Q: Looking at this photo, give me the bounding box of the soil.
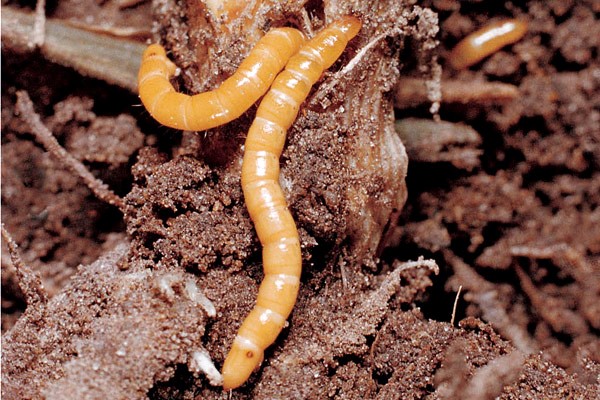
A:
[2,0,599,399]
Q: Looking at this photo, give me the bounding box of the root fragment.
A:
[185,278,217,317]
[515,265,588,336]
[450,285,462,326]
[189,348,224,386]
[395,77,520,108]
[1,225,48,305]
[15,91,125,211]
[395,118,482,170]
[32,0,46,48]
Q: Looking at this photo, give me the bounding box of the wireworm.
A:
[137,27,306,130]
[221,15,362,390]
[449,19,527,69]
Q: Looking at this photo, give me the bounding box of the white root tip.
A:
[185,278,217,317]
[190,349,224,386]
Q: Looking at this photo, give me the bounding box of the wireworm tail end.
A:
[300,15,362,72]
[142,44,166,60]
[140,44,177,79]
[334,15,362,40]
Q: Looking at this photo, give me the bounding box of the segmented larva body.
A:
[449,19,527,69]
[221,16,362,390]
[137,28,305,130]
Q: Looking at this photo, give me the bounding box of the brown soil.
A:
[2,0,599,399]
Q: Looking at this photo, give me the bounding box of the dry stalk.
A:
[14,91,126,211]
[1,225,48,305]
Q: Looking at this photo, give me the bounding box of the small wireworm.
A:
[448,19,528,69]
[137,28,306,130]
[221,15,362,390]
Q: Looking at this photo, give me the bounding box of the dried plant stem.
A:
[115,0,148,9]
[451,285,462,326]
[514,265,588,336]
[15,91,126,211]
[1,225,48,305]
[395,118,482,170]
[394,257,440,275]
[32,0,46,47]
[2,6,145,92]
[395,77,520,108]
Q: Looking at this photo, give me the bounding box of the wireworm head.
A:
[222,336,264,390]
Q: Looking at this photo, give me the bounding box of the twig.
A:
[1,225,48,305]
[394,118,482,170]
[62,19,152,40]
[32,0,46,48]
[394,256,440,275]
[15,91,126,211]
[450,285,462,326]
[394,77,520,108]
[514,264,588,336]
[367,321,384,396]
[510,243,593,277]
[115,0,148,9]
[2,6,145,92]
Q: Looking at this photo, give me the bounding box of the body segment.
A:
[137,28,306,130]
[222,16,362,390]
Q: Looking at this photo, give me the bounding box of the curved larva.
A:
[449,19,528,69]
[137,28,306,131]
[222,16,362,390]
